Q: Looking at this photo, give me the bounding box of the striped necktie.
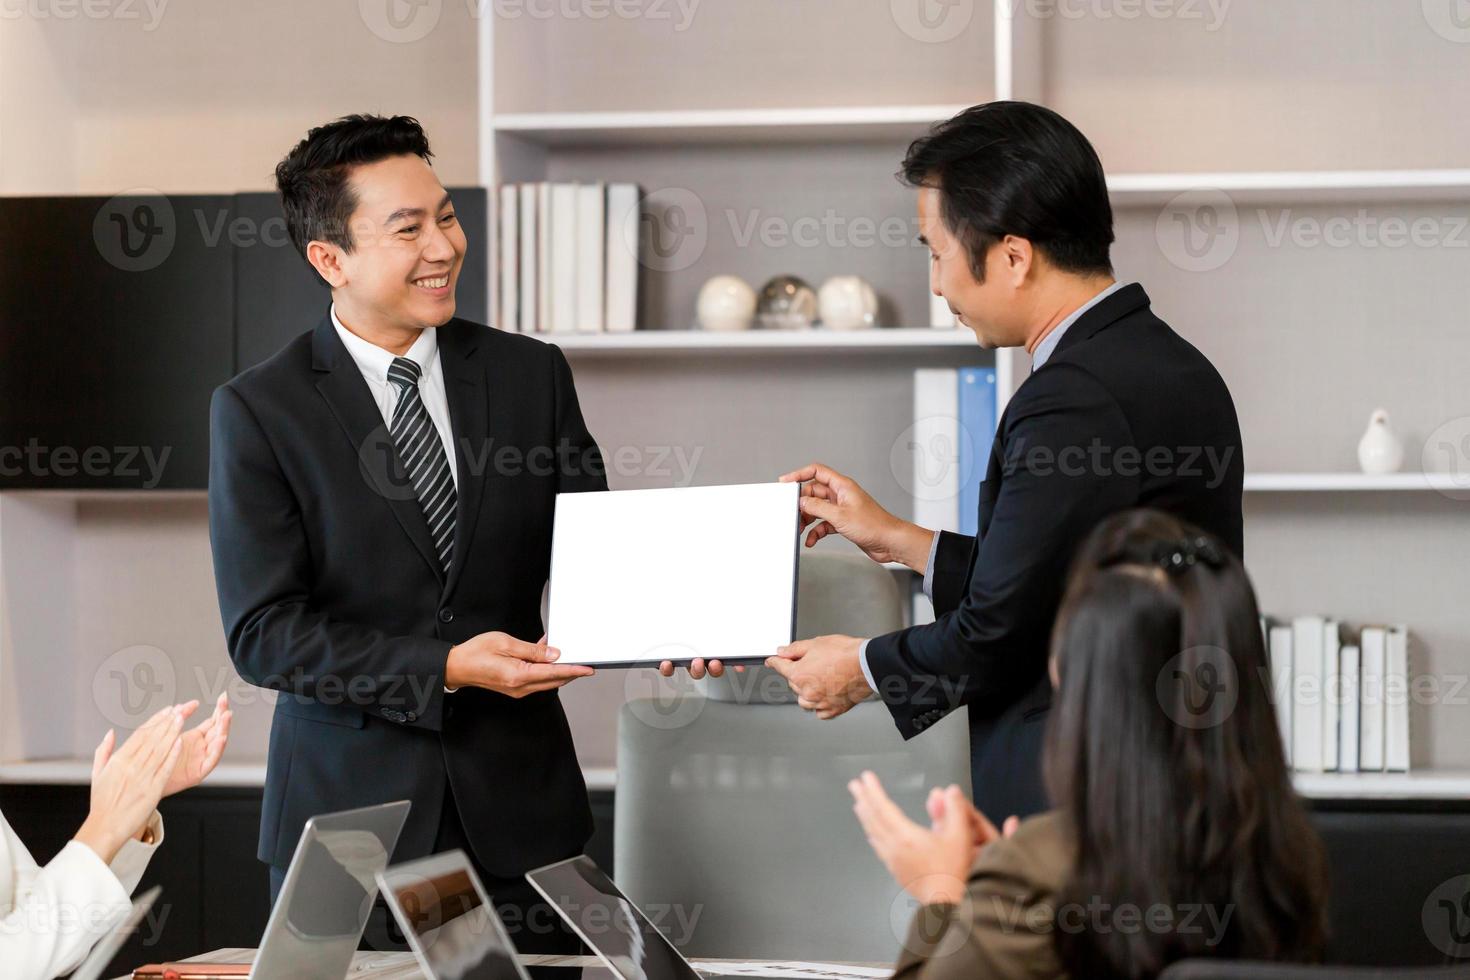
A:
[387,356,456,573]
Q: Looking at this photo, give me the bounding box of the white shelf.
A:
[1245,473,1469,493]
[0,759,271,788]
[1293,770,1470,801]
[542,327,980,356]
[492,105,967,146]
[0,758,622,792]
[1108,169,1470,204]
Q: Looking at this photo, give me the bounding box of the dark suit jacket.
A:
[208,313,606,875]
[865,284,1243,820]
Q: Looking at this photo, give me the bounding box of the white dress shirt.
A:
[330,304,459,491]
[0,809,163,980]
[857,281,1130,691]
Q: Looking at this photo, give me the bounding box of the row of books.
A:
[911,368,998,537]
[1263,617,1412,774]
[496,182,640,335]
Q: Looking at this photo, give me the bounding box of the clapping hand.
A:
[848,770,1016,906]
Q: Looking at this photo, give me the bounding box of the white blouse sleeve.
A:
[0,808,164,980]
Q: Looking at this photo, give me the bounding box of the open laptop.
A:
[69,884,160,980]
[526,855,782,980]
[135,800,411,980]
[376,849,531,980]
[249,799,411,978]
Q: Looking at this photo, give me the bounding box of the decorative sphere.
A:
[696,275,757,332]
[756,275,818,331]
[817,275,878,331]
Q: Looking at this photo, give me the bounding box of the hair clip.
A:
[1152,536,1224,575]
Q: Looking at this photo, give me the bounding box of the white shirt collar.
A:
[1031,280,1130,370]
[330,302,438,384]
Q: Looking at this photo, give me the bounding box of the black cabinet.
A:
[0,187,490,490]
[0,194,236,489]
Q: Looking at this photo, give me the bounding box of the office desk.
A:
[110,951,604,979]
[110,951,892,980]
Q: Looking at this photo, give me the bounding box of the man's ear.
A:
[1000,234,1033,288]
[306,240,348,289]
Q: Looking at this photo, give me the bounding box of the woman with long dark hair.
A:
[850,509,1328,980]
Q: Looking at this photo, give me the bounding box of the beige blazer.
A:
[0,807,163,980]
[892,810,1075,980]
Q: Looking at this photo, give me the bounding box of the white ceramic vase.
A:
[1357,408,1405,475]
[817,275,878,331]
[696,275,757,332]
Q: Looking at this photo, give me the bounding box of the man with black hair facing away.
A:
[762,102,1245,822]
[208,114,601,951]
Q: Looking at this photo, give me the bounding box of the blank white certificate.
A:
[546,482,800,667]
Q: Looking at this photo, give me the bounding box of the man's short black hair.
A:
[900,101,1114,280]
[274,114,434,260]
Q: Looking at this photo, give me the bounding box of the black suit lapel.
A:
[438,320,489,599]
[1051,282,1151,358]
[310,315,446,586]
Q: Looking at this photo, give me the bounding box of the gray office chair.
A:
[1160,963,1470,979]
[614,551,971,963]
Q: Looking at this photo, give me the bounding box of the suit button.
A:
[438,608,454,624]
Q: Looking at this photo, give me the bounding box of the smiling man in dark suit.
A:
[208,114,601,950]
[765,102,1245,822]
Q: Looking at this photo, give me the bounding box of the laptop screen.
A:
[527,856,700,980]
[382,862,525,980]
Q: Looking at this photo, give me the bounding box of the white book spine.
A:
[536,183,552,333]
[1339,643,1361,774]
[911,369,960,533]
[604,183,640,333]
[575,183,607,334]
[1268,624,1294,767]
[1291,616,1325,772]
[518,184,538,334]
[498,185,519,333]
[1359,626,1387,772]
[1385,625,1411,772]
[549,183,580,334]
[1322,620,1341,772]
